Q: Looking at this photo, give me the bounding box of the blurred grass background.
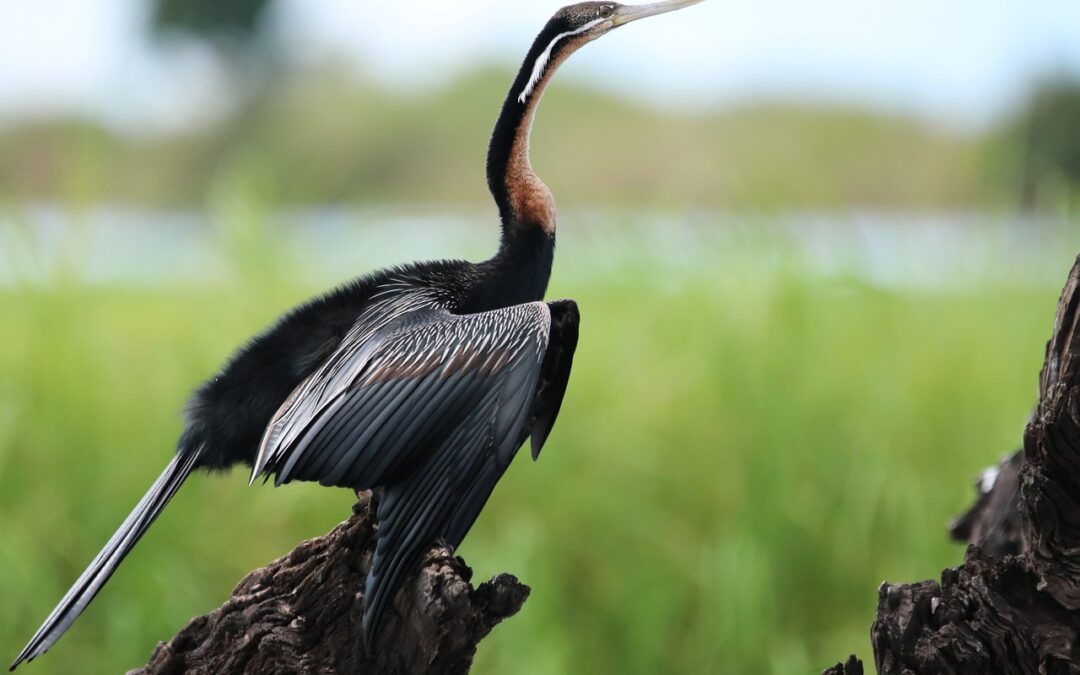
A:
[4,0,1080,673]
[2,204,1079,673]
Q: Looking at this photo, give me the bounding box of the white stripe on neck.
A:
[517,18,604,104]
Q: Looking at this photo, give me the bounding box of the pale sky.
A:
[2,0,1080,132]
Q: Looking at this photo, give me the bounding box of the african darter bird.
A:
[11,0,703,667]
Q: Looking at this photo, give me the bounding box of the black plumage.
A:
[252,287,577,647]
[12,0,702,668]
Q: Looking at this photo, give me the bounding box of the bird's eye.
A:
[598,5,615,19]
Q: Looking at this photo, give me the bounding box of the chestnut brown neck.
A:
[487,18,588,243]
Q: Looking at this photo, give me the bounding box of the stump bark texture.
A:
[130,494,529,675]
[825,254,1080,675]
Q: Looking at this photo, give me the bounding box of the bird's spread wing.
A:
[252,294,551,489]
[250,290,579,646]
[251,286,439,480]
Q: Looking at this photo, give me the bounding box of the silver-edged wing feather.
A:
[253,295,550,488]
[251,288,438,482]
[250,289,578,649]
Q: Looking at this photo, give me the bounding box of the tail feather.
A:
[9,450,198,671]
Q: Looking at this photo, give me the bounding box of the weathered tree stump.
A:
[825,254,1080,674]
[823,655,865,675]
[948,450,1024,560]
[129,494,529,675]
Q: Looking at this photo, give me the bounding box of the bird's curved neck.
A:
[487,20,583,247]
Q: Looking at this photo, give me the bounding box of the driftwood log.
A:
[129,494,529,674]
[824,254,1080,675]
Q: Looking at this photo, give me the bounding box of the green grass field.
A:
[0,215,1077,673]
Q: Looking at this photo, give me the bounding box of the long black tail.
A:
[10,450,199,670]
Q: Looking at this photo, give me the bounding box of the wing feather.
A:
[351,373,482,484]
[363,391,500,646]
[250,291,580,651]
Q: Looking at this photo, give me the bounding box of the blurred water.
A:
[0,204,1077,291]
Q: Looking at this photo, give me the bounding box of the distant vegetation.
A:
[151,0,272,43]
[1012,77,1080,211]
[2,0,1078,214]
[0,66,999,211]
[3,64,1077,214]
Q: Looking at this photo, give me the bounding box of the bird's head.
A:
[516,0,704,103]
[558,0,705,34]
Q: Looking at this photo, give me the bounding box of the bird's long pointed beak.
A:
[612,0,705,26]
